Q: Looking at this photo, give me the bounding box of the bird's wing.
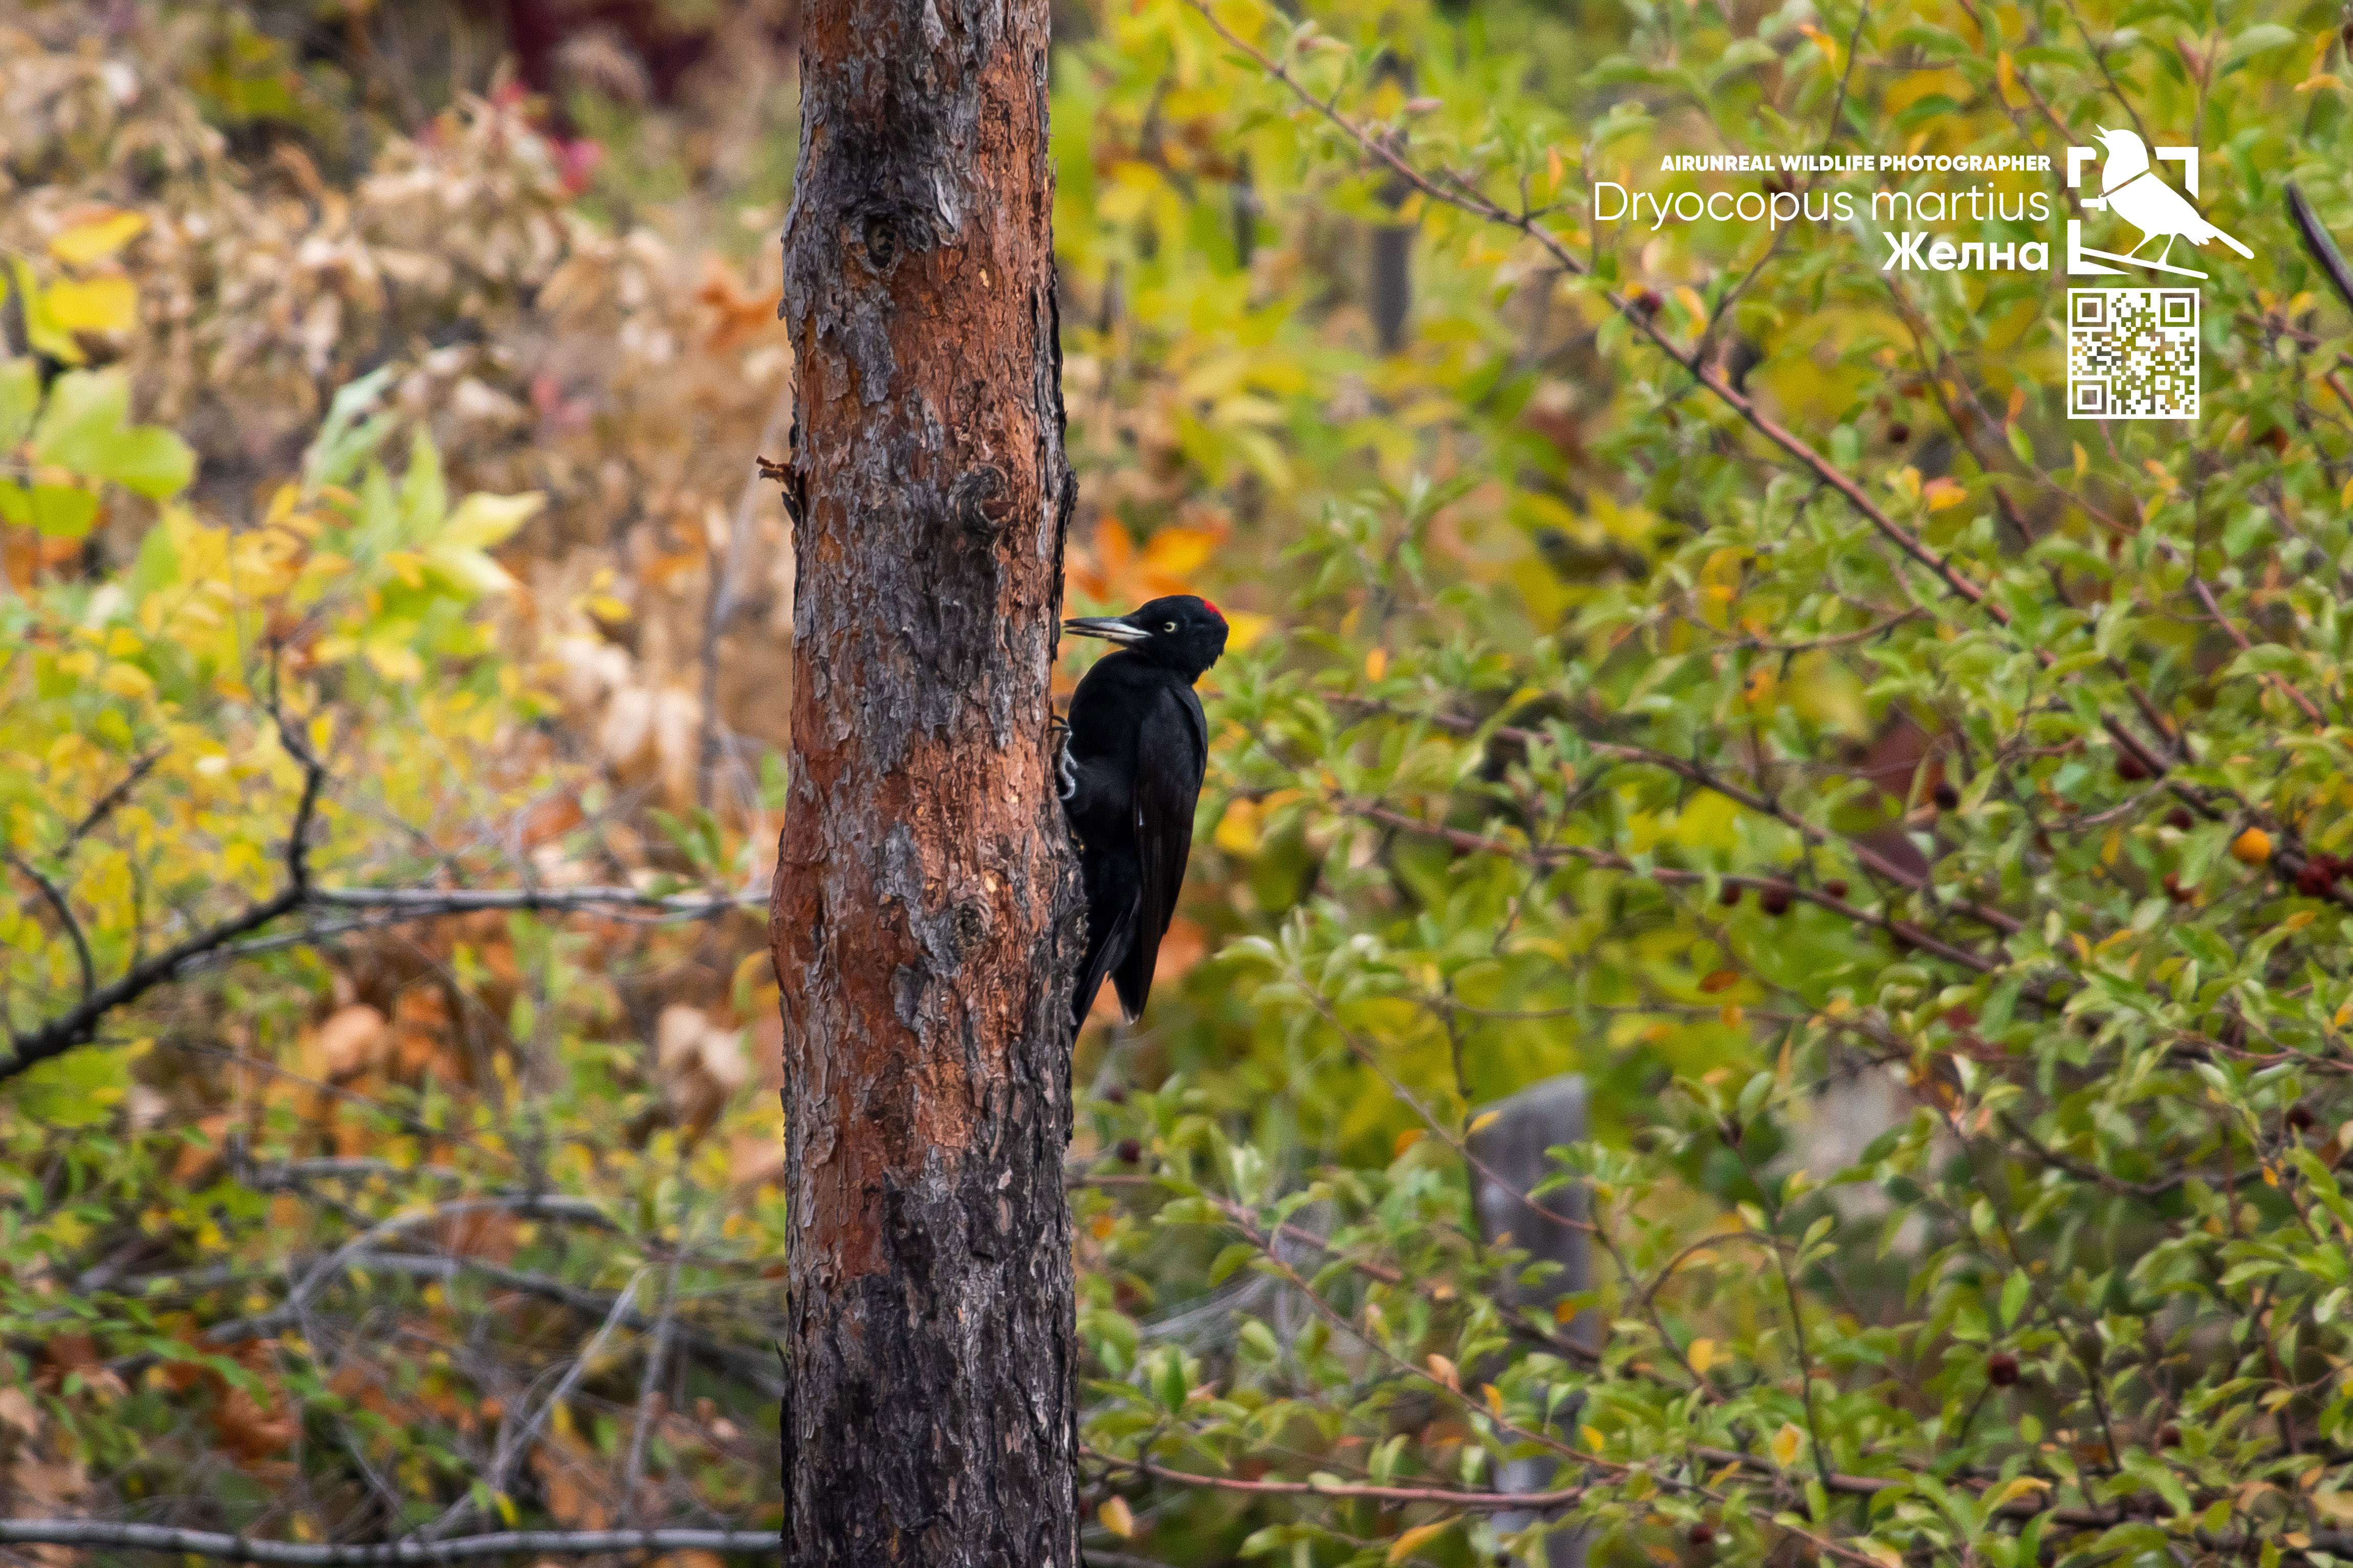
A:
[1109,684,1207,1020]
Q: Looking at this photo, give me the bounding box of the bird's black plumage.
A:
[1058,594,1229,1028]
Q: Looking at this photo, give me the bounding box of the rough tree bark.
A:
[769,0,1080,1556]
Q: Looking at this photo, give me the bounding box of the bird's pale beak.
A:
[1063,615,1149,645]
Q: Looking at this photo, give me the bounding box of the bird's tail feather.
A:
[1072,852,1140,1032]
[1110,911,1159,1024]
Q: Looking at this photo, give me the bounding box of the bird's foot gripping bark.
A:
[1051,714,1078,802]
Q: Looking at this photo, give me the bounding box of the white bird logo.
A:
[2087,126,2252,269]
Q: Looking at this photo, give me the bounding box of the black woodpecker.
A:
[1058,594,1230,1029]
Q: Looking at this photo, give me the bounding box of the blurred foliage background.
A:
[7,0,2353,1564]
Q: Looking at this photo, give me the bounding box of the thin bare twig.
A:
[58,746,167,852]
[1085,1445,1584,1509]
[0,1523,779,1563]
[7,849,94,1000]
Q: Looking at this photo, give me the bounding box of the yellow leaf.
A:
[1580,1423,1605,1451]
[1138,524,1219,580]
[1392,1128,1425,1160]
[1482,1381,1504,1415]
[1425,1352,1458,1391]
[1364,647,1389,681]
[1213,798,1260,855]
[1687,1337,1717,1374]
[1770,1422,1806,1467]
[1387,1519,1453,1563]
[1986,1475,2051,1510]
[1467,1110,1500,1136]
[98,662,154,699]
[1223,610,1271,650]
[1097,1496,1135,1538]
[49,211,148,267]
[1922,477,1967,512]
[45,276,138,335]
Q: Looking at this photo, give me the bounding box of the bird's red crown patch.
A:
[1202,599,1224,622]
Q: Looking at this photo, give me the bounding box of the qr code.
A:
[2067,289,2197,420]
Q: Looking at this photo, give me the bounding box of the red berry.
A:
[1718,882,1742,907]
[1631,288,1663,318]
[1101,1084,1128,1105]
[2156,1423,2183,1448]
[1758,882,1793,916]
[1690,1522,1716,1546]
[2289,1102,2317,1132]
[1885,422,1910,445]
[2116,753,2150,782]
[1933,782,1960,811]
[1116,1138,1141,1164]
[1822,878,1849,900]
[1987,1351,2020,1387]
[2166,807,2194,830]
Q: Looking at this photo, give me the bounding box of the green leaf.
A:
[30,367,133,470]
[1209,1241,1258,1285]
[1999,1269,2029,1329]
[0,357,39,450]
[303,365,400,490]
[6,1042,139,1128]
[29,483,100,538]
[28,368,194,500]
[2221,23,2296,66]
[99,425,197,500]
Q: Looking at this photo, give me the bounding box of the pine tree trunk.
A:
[769,0,1080,1556]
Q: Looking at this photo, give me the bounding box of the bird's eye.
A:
[1163,621,1177,632]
